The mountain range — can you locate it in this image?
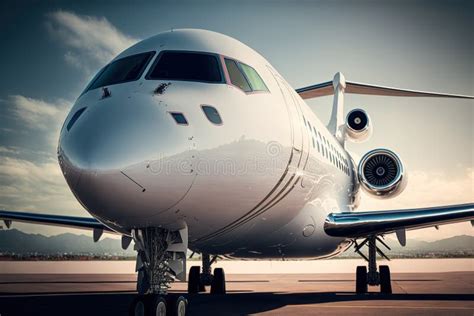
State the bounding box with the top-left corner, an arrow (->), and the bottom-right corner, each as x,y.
0,229 -> 472,257
0,229 -> 135,256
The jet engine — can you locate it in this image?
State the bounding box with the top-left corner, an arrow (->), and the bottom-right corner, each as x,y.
345,109 -> 372,142
358,149 -> 407,199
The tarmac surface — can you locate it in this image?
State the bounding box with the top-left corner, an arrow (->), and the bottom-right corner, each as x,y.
0,272 -> 473,315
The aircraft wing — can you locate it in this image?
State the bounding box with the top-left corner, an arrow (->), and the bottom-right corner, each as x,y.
0,210 -> 114,232
324,203 -> 474,239
296,81 -> 474,99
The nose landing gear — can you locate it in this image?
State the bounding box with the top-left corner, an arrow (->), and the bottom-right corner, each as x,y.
354,235 -> 393,294
129,227 -> 189,316
188,253 -> 226,294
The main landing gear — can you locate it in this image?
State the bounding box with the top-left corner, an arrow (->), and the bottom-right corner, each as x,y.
354,235 -> 392,294
188,253 -> 226,294
129,227 -> 189,316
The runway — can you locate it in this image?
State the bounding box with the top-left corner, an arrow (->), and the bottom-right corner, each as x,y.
0,272 -> 473,315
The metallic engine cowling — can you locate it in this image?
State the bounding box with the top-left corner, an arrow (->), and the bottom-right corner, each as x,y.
358,148 -> 407,199
345,109 -> 372,143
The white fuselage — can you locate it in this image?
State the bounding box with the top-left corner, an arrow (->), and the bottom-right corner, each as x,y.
58,29 -> 359,259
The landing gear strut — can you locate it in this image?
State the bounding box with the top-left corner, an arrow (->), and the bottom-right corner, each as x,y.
188,253 -> 226,294
354,235 -> 392,294
129,227 -> 189,316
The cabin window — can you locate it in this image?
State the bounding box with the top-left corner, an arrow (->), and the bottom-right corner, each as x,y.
239,63 -> 269,91
148,51 -> 223,83
88,51 -> 155,91
201,105 -> 223,125
225,59 -> 251,92
170,112 -> 188,125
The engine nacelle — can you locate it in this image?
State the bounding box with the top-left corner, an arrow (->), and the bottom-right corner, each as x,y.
358,148 -> 407,199
345,109 -> 372,142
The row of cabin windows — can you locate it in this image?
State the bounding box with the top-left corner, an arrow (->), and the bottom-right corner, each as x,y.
84,50 -> 268,94
303,116 -> 350,176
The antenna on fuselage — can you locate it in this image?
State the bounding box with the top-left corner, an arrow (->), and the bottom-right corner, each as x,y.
327,72 -> 346,147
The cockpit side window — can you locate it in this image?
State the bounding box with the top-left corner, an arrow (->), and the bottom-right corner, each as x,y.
224,58 -> 269,93
87,51 -> 155,92
224,58 -> 251,92
147,51 -> 223,83
238,63 -> 269,91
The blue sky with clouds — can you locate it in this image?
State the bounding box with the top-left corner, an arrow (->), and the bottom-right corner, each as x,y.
0,0 -> 472,240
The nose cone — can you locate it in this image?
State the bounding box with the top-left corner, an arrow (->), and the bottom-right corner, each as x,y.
58,94 -> 196,223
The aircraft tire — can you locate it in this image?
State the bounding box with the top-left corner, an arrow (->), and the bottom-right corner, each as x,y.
188,266 -> 201,294
356,266 -> 368,294
379,265 -> 392,294
149,295 -> 167,316
210,268 -> 226,294
129,295 -> 150,316
166,294 -> 188,316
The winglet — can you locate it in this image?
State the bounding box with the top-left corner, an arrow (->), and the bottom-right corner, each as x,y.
327,72 -> 346,145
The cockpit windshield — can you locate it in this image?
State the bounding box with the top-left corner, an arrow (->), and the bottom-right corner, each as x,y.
146,51 -> 223,83
86,51 -> 155,92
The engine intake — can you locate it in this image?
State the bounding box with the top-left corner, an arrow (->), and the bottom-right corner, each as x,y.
345,109 -> 372,142
358,149 -> 407,198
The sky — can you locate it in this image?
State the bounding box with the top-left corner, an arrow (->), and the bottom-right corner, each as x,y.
0,0 -> 472,241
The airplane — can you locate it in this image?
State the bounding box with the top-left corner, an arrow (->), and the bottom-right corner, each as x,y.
1,29 -> 473,316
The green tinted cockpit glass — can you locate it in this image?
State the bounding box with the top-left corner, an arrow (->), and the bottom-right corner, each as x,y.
239,63 -> 268,91
224,58 -> 251,92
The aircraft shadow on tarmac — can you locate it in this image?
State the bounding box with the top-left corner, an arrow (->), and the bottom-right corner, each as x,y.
1,291 -> 473,316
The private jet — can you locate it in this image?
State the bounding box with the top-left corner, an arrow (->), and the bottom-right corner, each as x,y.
1,29 -> 473,316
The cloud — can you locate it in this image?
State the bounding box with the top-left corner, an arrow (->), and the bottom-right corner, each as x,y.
63,51 -> 83,70
0,97 -> 74,211
2,95 -> 72,152
0,10 -> 138,234
6,95 -> 71,151
0,155 -> 85,216
46,10 -> 138,73
10,95 -> 69,130
359,168 -> 474,241
0,147 -> 20,155
0,114 -> 86,236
